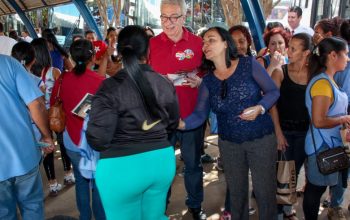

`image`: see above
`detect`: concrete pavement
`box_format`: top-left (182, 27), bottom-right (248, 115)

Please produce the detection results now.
top-left (42, 135), bottom-right (350, 220)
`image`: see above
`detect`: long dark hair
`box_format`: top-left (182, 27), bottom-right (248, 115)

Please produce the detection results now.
top-left (31, 38), bottom-right (52, 77)
top-left (308, 37), bottom-right (347, 80)
top-left (117, 25), bottom-right (161, 120)
top-left (42, 29), bottom-right (69, 58)
top-left (201, 26), bottom-right (239, 71)
top-left (292, 33), bottom-right (313, 51)
top-left (340, 19), bottom-right (350, 43)
top-left (11, 41), bottom-right (36, 67)
top-left (70, 39), bottom-right (95, 75)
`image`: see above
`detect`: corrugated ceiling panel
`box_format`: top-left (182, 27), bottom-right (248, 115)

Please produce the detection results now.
top-left (0, 0), bottom-right (72, 16)
top-left (0, 1), bottom-right (15, 15)
top-left (20, 0), bottom-right (45, 10)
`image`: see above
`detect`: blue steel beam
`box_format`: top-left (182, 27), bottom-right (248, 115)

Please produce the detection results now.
top-left (72, 0), bottom-right (103, 40)
top-left (250, 0), bottom-right (265, 33)
top-left (6, 0), bottom-right (38, 38)
top-left (240, 0), bottom-right (265, 52)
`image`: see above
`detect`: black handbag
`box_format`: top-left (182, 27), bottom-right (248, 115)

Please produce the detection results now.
top-left (310, 124), bottom-right (350, 175)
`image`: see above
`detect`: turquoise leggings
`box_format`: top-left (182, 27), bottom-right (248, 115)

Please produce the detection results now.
top-left (95, 147), bottom-right (175, 220)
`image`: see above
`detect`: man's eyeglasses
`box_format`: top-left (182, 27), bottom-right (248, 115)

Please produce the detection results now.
top-left (160, 15), bottom-right (183, 23)
top-left (221, 79), bottom-right (227, 100)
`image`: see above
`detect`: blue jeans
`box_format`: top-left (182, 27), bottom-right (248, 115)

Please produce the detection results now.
top-left (283, 131), bottom-right (307, 176)
top-left (330, 171), bottom-right (348, 207)
top-left (0, 166), bottom-right (44, 220)
top-left (66, 149), bottom-right (106, 220)
top-left (169, 125), bottom-right (204, 208)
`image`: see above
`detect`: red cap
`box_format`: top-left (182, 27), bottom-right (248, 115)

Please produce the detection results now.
top-left (92, 40), bottom-right (108, 59)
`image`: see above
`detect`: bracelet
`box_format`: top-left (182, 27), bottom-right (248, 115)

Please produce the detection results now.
top-left (260, 105), bottom-right (265, 115)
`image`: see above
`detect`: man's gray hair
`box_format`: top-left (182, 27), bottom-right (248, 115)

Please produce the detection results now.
top-left (160, 0), bottom-right (187, 15)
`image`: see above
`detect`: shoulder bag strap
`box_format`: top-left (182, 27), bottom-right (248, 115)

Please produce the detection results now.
top-left (310, 122), bottom-right (318, 155)
top-left (42, 66), bottom-right (50, 83)
top-left (55, 73), bottom-right (64, 101)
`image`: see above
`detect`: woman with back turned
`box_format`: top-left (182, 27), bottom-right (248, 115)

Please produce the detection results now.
top-left (50, 39), bottom-right (107, 220)
top-left (86, 25), bottom-right (180, 220)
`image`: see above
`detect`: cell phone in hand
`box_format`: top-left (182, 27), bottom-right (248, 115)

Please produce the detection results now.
top-left (242, 109), bottom-right (255, 115)
top-left (37, 141), bottom-right (51, 148)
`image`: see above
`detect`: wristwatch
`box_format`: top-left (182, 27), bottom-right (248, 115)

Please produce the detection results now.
top-left (260, 105), bottom-right (265, 115)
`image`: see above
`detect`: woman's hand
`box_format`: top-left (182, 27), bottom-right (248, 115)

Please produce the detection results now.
top-left (340, 115), bottom-right (350, 128)
top-left (182, 75), bottom-right (202, 88)
top-left (107, 40), bottom-right (116, 57)
top-left (276, 131), bottom-right (289, 151)
top-left (270, 51), bottom-right (285, 68)
top-left (239, 105), bottom-right (263, 121)
top-left (178, 119), bottom-right (186, 130)
top-left (40, 136), bottom-right (55, 154)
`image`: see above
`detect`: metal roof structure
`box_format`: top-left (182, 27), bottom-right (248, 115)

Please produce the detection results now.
top-left (0, 0), bottom-right (268, 50)
top-left (0, 0), bottom-right (103, 40)
top-left (0, 0), bottom-right (72, 16)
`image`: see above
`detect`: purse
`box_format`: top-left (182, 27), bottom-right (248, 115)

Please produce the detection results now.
top-left (48, 74), bottom-right (66, 132)
top-left (310, 123), bottom-right (350, 175)
top-left (276, 153), bottom-right (297, 205)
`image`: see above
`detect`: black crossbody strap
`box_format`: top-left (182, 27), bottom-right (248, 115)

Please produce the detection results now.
top-left (309, 123), bottom-right (318, 155)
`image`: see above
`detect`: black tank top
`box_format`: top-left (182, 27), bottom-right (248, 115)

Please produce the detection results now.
top-left (277, 65), bottom-right (309, 131)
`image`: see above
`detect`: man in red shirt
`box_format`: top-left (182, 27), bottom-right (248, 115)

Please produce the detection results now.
top-left (149, 0), bottom-right (206, 219)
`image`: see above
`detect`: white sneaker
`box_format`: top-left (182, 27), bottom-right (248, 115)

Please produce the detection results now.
top-left (49, 183), bottom-right (62, 196)
top-left (64, 172), bottom-right (75, 185)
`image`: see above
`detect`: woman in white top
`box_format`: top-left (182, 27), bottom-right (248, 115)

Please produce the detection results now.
top-left (31, 38), bottom-right (75, 196)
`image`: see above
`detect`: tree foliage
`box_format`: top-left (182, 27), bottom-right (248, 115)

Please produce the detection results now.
top-left (95, 0), bottom-right (122, 37)
top-left (220, 0), bottom-right (281, 28)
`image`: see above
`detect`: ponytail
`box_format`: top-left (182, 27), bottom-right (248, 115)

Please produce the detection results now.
top-left (73, 61), bottom-right (87, 75)
top-left (308, 48), bottom-right (326, 80)
top-left (70, 39), bottom-right (94, 75)
top-left (118, 25), bottom-right (161, 120)
top-left (308, 37), bottom-right (347, 80)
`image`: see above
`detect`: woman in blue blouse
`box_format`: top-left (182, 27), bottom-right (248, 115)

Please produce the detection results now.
top-left (302, 37), bottom-right (350, 220)
top-left (179, 26), bottom-right (280, 220)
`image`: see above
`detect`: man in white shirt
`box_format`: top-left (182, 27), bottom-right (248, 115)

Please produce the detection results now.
top-left (288, 6), bottom-right (314, 36)
top-left (0, 23), bottom-right (17, 55)
top-left (21, 30), bottom-right (33, 42)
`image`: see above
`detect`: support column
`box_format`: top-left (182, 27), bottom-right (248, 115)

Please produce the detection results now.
top-left (72, 0), bottom-right (103, 40)
top-left (240, 0), bottom-right (265, 52)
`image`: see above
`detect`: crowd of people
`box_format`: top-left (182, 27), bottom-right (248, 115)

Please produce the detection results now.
top-left (0, 1), bottom-right (350, 220)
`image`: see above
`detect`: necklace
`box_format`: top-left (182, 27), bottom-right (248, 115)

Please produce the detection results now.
top-left (288, 62), bottom-right (308, 85)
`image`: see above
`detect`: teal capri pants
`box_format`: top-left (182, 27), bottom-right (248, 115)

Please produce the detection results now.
top-left (95, 146), bottom-right (175, 220)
